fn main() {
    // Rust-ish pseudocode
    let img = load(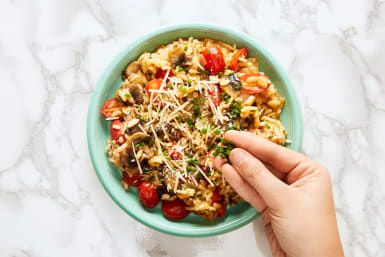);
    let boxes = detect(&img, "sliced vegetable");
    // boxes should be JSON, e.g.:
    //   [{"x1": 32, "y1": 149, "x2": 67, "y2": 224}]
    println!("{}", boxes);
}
[
  {"x1": 100, "y1": 98, "x2": 122, "y2": 118},
  {"x1": 228, "y1": 73, "x2": 242, "y2": 90},
  {"x1": 200, "y1": 47, "x2": 225, "y2": 75},
  {"x1": 145, "y1": 79, "x2": 163, "y2": 94},
  {"x1": 207, "y1": 84, "x2": 222, "y2": 106},
  {"x1": 138, "y1": 182, "x2": 160, "y2": 208},
  {"x1": 162, "y1": 199, "x2": 190, "y2": 220},
  {"x1": 110, "y1": 120, "x2": 125, "y2": 141},
  {"x1": 123, "y1": 172, "x2": 142, "y2": 187},
  {"x1": 229, "y1": 47, "x2": 248, "y2": 71}
]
